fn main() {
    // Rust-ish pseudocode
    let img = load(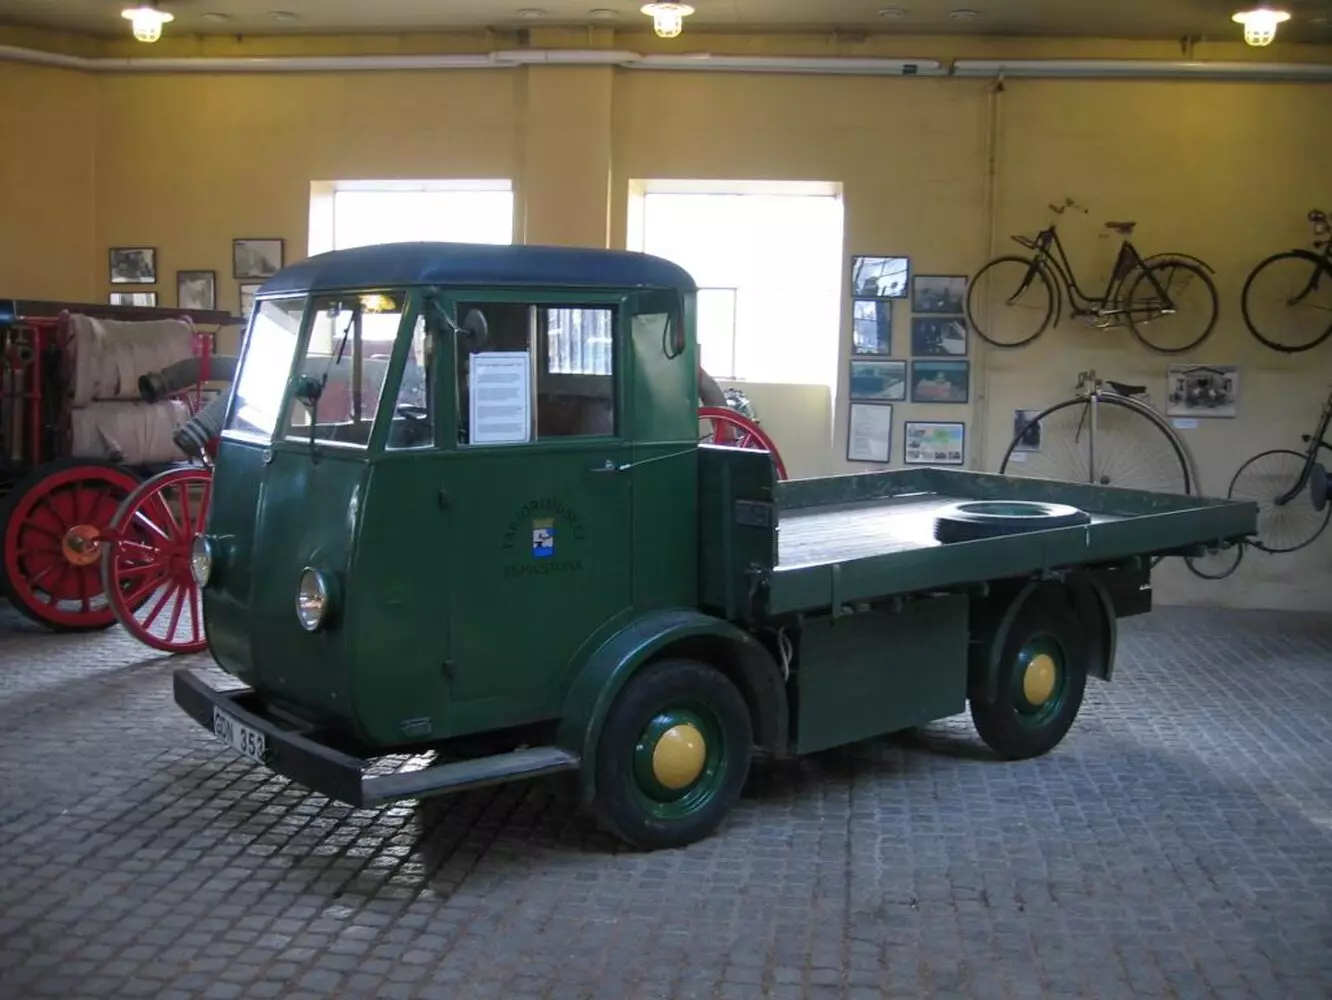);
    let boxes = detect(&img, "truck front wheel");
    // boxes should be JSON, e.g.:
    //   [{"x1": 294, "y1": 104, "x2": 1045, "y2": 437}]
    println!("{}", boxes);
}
[
  {"x1": 591, "y1": 658, "x2": 753, "y2": 850},
  {"x1": 968, "y1": 589, "x2": 1088, "y2": 760}
]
